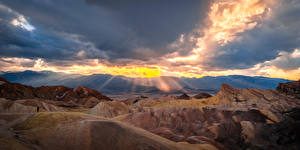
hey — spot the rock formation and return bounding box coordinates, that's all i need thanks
[0,98,64,113]
[0,77,111,108]
[0,77,9,84]
[0,77,36,100]
[194,93,212,99]
[118,84,300,150]
[0,98,36,113]
[122,95,149,105]
[0,112,217,150]
[176,93,190,100]
[87,101,130,118]
[276,79,300,99]
[34,85,111,102]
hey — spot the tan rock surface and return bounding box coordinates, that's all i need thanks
[0,112,217,150]
[0,99,36,113]
[87,100,130,118]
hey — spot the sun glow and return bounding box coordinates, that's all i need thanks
[258,66,300,80]
[0,57,161,78]
[1,56,299,80]
[11,15,35,31]
[68,65,161,78]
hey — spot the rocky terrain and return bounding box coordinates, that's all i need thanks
[87,101,130,118]
[0,77,111,109]
[176,93,191,100]
[0,112,216,150]
[115,83,300,150]
[193,93,212,99]
[0,77,299,150]
[0,98,65,113]
[277,79,300,99]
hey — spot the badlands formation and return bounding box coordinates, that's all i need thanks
[0,77,299,150]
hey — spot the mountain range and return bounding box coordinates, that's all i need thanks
[0,70,291,94]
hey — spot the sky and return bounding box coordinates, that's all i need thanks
[0,0,300,80]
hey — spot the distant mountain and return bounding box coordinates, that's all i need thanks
[0,70,291,94]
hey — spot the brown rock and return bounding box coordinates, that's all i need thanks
[122,95,148,105]
[0,79,111,108]
[276,80,300,99]
[0,98,64,113]
[0,99,36,113]
[87,101,130,118]
[0,82,36,100]
[194,93,212,99]
[120,83,300,150]
[0,77,9,83]
[0,112,217,150]
[176,93,190,100]
[151,127,185,142]
[34,85,111,102]
[186,136,227,150]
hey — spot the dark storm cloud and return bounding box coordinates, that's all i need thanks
[208,0,300,70]
[0,0,211,62]
[0,2,107,61]
[85,0,211,48]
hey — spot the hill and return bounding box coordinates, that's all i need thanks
[0,112,216,150]
[0,77,111,109]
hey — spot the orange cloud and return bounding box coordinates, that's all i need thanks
[257,65,300,80]
[166,0,274,64]
[68,65,161,78]
[0,57,161,78]
[1,56,299,80]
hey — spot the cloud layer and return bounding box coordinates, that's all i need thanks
[0,0,299,80]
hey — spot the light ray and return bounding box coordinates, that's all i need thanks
[98,76,116,91]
